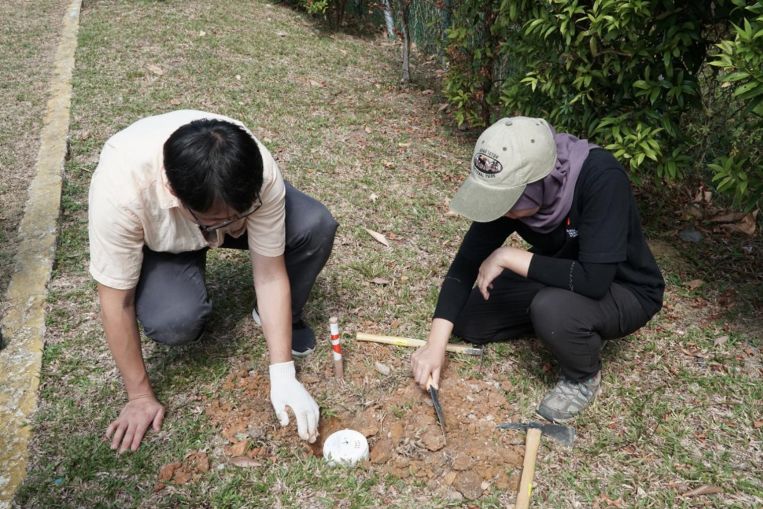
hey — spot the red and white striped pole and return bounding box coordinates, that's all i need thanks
[329,316,344,380]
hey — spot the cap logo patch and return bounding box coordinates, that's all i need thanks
[473,152,503,175]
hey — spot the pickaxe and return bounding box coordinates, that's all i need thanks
[497,421,575,509]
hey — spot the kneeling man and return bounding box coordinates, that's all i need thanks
[89,110,337,452]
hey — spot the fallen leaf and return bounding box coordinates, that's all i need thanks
[371,277,390,285]
[309,79,323,87]
[595,494,624,508]
[719,212,757,236]
[438,103,449,112]
[153,482,166,492]
[708,211,746,223]
[147,64,164,76]
[364,228,390,247]
[227,440,248,457]
[683,485,722,497]
[382,160,395,169]
[374,361,391,375]
[685,205,703,219]
[248,447,265,458]
[230,457,261,468]
[753,419,763,429]
[713,335,729,347]
[686,279,704,290]
[199,30,206,36]
[364,126,372,134]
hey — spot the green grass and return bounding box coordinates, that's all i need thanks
[14,0,763,507]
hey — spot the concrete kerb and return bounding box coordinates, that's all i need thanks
[0,0,82,506]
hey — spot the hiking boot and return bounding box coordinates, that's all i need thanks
[536,372,601,423]
[291,319,316,358]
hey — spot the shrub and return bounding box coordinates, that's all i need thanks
[443,0,763,210]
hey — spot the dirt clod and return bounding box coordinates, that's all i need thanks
[155,451,209,488]
[451,452,473,471]
[370,439,393,464]
[421,428,446,451]
[453,470,484,500]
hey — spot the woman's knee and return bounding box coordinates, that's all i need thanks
[530,288,575,344]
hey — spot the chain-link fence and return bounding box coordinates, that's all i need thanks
[332,0,453,55]
[407,0,450,56]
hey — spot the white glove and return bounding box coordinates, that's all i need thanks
[269,361,319,443]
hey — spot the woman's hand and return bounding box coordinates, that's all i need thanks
[477,247,509,300]
[477,247,534,300]
[411,319,452,389]
[412,341,446,389]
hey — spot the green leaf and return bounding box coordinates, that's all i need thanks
[734,81,763,100]
[633,80,650,90]
[724,71,750,82]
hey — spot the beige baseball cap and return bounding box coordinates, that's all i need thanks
[449,116,557,222]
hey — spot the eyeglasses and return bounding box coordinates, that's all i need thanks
[187,197,262,235]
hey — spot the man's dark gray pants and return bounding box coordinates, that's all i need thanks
[134,182,338,346]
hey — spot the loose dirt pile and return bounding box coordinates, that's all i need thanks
[202,347,527,501]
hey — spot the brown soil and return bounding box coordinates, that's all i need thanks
[204,351,527,501]
[154,451,210,492]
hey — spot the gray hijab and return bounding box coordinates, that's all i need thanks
[510,130,598,233]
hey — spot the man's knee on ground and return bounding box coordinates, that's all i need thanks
[140,310,208,346]
[290,205,338,250]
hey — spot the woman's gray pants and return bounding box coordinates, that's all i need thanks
[134,183,338,346]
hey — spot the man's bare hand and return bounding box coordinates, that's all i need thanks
[105,395,165,453]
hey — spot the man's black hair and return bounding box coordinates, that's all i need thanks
[163,118,264,213]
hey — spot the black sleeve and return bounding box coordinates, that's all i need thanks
[526,163,630,298]
[527,256,617,299]
[577,165,631,263]
[433,219,515,322]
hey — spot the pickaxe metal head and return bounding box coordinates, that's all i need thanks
[497,421,575,447]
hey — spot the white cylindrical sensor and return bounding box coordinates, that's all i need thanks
[322,429,369,466]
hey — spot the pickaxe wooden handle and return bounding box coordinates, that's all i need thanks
[516,427,542,509]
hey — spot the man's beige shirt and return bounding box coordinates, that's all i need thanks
[88,110,286,290]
